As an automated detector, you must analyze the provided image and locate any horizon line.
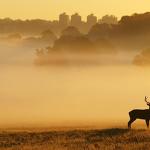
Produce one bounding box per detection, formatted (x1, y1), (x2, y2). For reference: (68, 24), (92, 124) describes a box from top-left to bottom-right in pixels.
(1, 11), (150, 21)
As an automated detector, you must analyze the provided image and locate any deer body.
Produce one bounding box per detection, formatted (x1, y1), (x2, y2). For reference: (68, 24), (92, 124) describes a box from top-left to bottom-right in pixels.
(129, 109), (150, 119)
(128, 96), (150, 129)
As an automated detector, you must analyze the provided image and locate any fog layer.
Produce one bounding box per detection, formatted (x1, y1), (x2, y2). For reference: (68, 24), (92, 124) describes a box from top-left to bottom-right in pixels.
(1, 12), (150, 128)
(0, 63), (149, 128)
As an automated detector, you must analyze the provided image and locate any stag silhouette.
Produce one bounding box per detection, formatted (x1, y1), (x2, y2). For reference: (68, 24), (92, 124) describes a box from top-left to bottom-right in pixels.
(128, 96), (150, 129)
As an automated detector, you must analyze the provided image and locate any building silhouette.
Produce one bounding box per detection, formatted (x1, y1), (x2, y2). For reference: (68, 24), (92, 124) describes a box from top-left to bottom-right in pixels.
(87, 14), (97, 26)
(59, 12), (70, 28)
(71, 13), (82, 28)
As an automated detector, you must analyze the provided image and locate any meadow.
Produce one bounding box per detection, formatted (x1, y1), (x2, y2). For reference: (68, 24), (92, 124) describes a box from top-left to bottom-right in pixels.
(0, 128), (150, 150)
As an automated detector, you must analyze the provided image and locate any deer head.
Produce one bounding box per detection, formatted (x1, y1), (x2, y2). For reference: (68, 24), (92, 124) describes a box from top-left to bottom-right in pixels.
(145, 96), (150, 106)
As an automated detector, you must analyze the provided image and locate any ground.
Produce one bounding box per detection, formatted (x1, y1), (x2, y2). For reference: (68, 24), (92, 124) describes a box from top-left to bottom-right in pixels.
(0, 128), (150, 150)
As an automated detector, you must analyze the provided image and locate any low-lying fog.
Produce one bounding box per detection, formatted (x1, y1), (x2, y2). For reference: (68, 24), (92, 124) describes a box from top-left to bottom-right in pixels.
(0, 41), (149, 129)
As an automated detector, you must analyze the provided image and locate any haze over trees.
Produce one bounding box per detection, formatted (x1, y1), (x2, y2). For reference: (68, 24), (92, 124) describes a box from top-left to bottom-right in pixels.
(133, 48), (150, 65)
(22, 30), (57, 48)
(89, 12), (150, 51)
(0, 13), (116, 36)
(1, 12), (150, 65)
(34, 25), (118, 65)
(98, 15), (118, 24)
(33, 12), (150, 65)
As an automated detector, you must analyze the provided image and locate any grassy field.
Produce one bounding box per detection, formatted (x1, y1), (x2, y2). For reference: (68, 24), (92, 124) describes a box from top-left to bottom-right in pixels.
(0, 128), (150, 150)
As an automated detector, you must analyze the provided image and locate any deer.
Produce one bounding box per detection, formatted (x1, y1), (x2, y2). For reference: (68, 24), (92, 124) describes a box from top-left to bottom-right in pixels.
(128, 96), (150, 129)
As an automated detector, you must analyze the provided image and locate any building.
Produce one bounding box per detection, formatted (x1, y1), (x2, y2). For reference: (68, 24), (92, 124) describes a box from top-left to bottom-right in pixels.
(59, 12), (70, 28)
(87, 14), (97, 26)
(71, 13), (82, 27)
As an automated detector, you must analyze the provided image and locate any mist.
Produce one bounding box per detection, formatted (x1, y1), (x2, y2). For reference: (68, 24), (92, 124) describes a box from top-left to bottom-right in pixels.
(1, 12), (150, 129)
(0, 47), (149, 128)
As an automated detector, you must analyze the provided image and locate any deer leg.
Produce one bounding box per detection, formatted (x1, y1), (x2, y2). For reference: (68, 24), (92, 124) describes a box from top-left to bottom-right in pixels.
(128, 118), (136, 129)
(145, 119), (149, 128)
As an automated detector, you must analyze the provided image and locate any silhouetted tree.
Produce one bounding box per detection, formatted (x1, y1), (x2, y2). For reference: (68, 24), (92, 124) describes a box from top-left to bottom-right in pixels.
(133, 48), (150, 65)
(99, 15), (118, 24)
(7, 33), (22, 41)
(93, 38), (116, 53)
(88, 23), (112, 40)
(53, 35), (94, 53)
(61, 26), (82, 37)
(40, 30), (57, 43)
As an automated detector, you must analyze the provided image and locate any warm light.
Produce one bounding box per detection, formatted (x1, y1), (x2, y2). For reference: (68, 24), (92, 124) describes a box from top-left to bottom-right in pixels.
(0, 0), (150, 20)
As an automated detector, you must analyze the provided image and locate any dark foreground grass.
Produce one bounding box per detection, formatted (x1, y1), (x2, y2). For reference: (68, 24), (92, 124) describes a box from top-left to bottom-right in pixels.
(0, 128), (150, 150)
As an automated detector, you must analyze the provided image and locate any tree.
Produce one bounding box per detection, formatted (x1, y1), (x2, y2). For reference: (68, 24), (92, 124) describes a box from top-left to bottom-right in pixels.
(61, 26), (81, 37)
(133, 48), (150, 65)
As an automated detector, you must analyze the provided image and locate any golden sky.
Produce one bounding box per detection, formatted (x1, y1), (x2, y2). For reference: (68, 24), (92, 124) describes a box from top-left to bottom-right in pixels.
(0, 0), (150, 20)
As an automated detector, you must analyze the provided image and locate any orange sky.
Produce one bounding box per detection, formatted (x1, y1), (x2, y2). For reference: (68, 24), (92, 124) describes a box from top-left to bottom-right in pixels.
(0, 0), (150, 20)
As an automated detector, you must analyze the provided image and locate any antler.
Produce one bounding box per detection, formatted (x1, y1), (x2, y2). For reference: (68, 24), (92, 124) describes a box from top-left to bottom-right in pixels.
(145, 96), (150, 105)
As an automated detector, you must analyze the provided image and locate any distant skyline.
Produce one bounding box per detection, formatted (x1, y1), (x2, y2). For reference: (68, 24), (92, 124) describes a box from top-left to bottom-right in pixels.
(0, 0), (150, 20)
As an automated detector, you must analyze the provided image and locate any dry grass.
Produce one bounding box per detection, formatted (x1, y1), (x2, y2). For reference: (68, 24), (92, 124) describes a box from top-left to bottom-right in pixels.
(0, 128), (150, 150)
